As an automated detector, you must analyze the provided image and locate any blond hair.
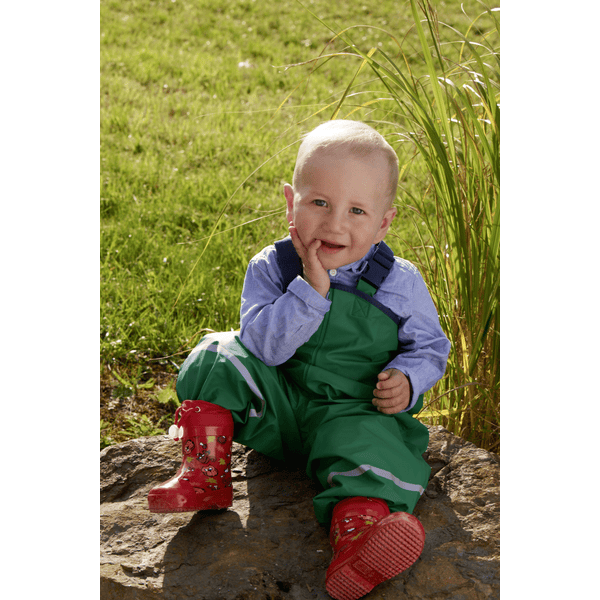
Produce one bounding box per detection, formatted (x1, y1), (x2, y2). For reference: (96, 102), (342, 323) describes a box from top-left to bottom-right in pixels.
(292, 120), (399, 206)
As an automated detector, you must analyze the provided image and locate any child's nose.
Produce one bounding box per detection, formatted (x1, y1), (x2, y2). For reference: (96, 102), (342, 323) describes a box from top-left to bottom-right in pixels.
(324, 210), (346, 233)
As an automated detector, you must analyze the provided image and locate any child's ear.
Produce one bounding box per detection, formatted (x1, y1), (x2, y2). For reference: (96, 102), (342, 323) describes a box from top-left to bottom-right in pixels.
(284, 184), (295, 224)
(374, 206), (397, 243)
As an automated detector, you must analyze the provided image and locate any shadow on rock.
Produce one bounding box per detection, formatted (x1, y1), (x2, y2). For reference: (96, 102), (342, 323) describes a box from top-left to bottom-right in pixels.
(159, 449), (331, 600)
(100, 426), (499, 600)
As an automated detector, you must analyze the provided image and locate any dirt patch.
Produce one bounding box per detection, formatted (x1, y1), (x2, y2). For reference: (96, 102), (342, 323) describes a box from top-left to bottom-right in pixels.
(100, 360), (179, 448)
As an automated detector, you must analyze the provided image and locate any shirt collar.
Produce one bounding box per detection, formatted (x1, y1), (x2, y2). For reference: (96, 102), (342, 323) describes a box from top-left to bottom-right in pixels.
(336, 244), (377, 275)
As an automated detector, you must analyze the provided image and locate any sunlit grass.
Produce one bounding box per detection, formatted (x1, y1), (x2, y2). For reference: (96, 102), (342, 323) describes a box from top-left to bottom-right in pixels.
(100, 0), (498, 451)
(100, 0), (444, 366)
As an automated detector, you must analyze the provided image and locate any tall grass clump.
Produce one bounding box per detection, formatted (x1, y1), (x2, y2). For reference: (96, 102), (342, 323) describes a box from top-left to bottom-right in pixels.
(405, 1), (499, 453)
(100, 0), (498, 451)
(287, 0), (500, 450)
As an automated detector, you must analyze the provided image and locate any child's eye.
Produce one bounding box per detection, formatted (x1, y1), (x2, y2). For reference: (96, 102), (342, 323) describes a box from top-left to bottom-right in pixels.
(313, 199), (327, 207)
(351, 207), (365, 215)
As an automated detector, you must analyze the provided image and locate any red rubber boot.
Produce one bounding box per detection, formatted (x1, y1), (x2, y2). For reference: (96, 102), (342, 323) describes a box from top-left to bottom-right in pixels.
(147, 400), (234, 513)
(325, 497), (426, 600)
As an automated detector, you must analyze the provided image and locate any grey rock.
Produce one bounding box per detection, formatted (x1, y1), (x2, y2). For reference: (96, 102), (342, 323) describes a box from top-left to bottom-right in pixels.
(100, 426), (499, 599)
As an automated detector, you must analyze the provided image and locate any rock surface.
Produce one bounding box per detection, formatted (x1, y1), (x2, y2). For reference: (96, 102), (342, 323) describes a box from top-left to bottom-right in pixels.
(100, 426), (499, 599)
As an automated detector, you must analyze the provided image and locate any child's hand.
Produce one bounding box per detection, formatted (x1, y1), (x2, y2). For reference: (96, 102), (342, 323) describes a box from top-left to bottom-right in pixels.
(372, 369), (411, 414)
(289, 224), (331, 298)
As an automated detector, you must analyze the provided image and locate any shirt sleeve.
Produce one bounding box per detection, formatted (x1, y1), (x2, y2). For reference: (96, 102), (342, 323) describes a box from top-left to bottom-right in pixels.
(378, 262), (451, 412)
(239, 246), (331, 366)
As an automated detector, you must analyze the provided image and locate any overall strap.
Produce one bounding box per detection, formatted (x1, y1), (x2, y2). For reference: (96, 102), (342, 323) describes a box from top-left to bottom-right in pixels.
(274, 237), (302, 291)
(357, 241), (395, 295)
(274, 237), (396, 294)
(329, 241), (399, 325)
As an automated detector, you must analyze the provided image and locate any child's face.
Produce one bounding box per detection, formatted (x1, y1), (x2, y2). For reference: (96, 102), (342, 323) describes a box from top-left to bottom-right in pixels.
(285, 149), (397, 270)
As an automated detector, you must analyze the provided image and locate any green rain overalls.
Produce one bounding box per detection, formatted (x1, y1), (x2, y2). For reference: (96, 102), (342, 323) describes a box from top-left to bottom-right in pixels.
(176, 239), (431, 524)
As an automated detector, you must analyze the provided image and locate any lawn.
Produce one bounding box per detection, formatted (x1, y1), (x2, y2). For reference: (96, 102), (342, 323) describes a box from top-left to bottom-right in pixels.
(101, 0), (499, 449)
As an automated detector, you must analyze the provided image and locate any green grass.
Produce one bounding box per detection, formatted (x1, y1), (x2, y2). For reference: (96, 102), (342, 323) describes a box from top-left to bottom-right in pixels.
(101, 0), (499, 450)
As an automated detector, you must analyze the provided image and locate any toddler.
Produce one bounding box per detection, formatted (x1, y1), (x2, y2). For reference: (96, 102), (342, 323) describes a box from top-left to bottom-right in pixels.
(148, 120), (451, 600)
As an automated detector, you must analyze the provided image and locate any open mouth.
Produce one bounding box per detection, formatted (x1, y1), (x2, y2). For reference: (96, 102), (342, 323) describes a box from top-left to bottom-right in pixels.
(320, 240), (345, 251)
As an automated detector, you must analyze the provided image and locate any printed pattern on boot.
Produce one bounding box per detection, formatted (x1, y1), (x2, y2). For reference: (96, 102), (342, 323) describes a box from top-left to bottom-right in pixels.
(326, 497), (425, 600)
(147, 400), (234, 513)
(179, 434), (232, 496)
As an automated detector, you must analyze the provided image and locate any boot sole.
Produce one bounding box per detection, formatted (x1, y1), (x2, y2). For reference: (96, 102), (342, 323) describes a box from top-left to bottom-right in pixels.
(148, 501), (231, 513)
(326, 512), (425, 600)
(148, 488), (232, 514)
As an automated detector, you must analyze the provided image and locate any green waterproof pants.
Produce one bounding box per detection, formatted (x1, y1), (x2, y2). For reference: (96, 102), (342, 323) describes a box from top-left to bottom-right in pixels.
(176, 286), (431, 524)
